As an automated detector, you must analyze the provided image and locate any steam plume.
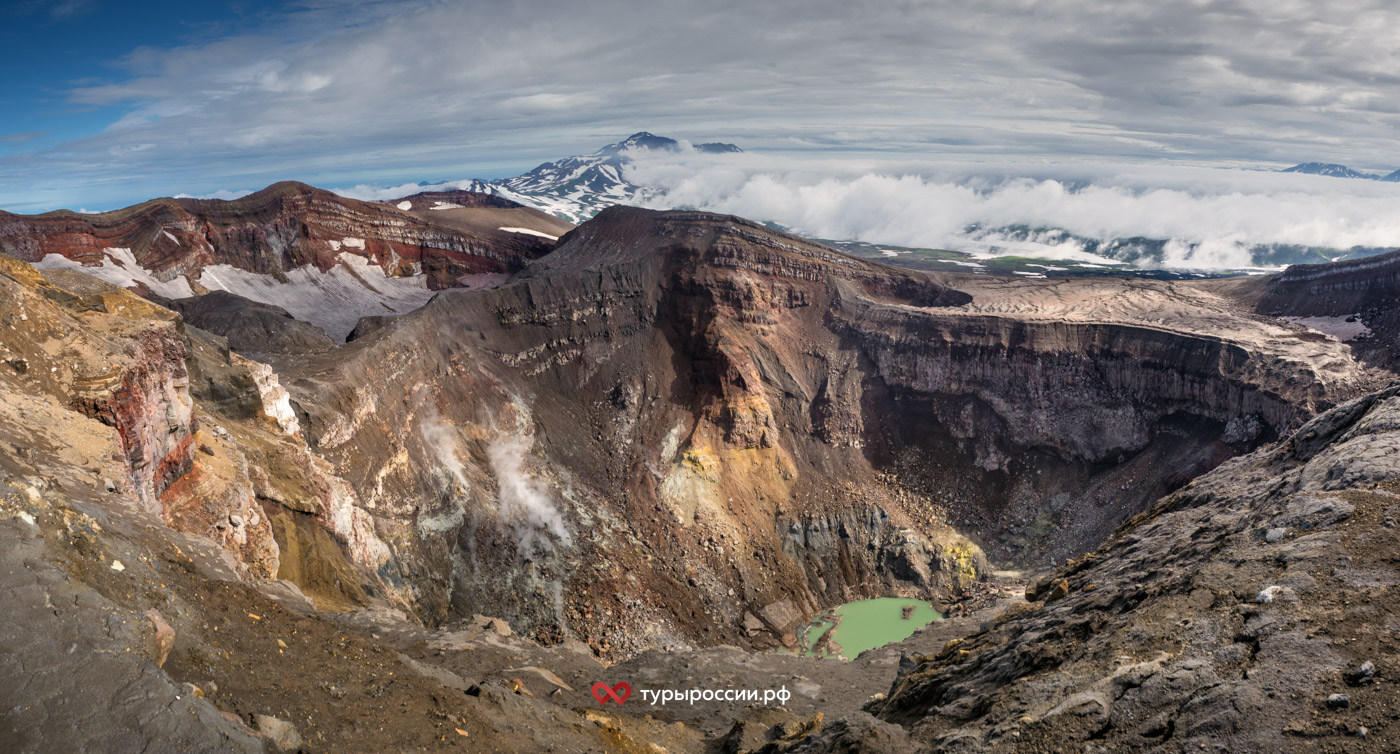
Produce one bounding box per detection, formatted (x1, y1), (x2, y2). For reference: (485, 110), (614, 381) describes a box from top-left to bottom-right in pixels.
(488, 436), (572, 559)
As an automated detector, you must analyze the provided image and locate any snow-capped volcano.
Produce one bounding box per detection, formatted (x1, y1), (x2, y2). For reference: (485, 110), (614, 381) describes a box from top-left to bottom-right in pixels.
(493, 132), (742, 222)
(395, 133), (742, 224)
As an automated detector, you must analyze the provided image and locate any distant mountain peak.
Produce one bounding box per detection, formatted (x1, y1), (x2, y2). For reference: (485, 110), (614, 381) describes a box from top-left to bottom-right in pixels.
(362, 133), (743, 225)
(596, 131), (743, 156)
(598, 132), (683, 155)
(695, 141), (742, 154)
(1280, 162), (1377, 179)
(479, 132), (743, 223)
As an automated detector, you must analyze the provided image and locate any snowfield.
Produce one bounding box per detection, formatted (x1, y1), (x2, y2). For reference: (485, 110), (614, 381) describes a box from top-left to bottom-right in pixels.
(498, 226), (559, 240)
(35, 247), (196, 300)
(38, 246), (443, 343)
(196, 253), (438, 342)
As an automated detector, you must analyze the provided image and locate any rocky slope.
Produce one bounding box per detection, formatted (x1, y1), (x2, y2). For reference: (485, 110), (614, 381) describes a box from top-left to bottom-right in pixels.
(0, 204), (1396, 752)
(0, 248), (705, 752)
(191, 206), (1378, 660)
(246, 207), (987, 654)
(1206, 248), (1400, 370)
(0, 243), (963, 753)
(0, 256), (283, 579)
(804, 380), (1400, 753)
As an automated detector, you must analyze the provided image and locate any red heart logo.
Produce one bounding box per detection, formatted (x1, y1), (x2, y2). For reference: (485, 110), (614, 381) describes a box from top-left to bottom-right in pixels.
(591, 681), (632, 705)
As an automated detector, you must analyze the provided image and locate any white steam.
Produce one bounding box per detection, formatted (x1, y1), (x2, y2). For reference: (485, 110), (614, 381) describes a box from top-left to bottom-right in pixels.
(417, 413), (470, 538)
(488, 436), (572, 559)
(625, 152), (1400, 269)
(334, 178), (498, 203)
(336, 181), (446, 202)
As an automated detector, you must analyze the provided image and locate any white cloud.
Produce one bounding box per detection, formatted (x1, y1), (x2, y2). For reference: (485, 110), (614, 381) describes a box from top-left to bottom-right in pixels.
(11, 0), (1400, 213)
(628, 151), (1400, 269)
(171, 188), (254, 201)
(332, 180), (473, 202)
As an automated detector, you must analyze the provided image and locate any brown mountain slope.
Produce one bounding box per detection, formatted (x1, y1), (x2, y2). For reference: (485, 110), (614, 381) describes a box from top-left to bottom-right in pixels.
(1, 209), (1397, 753)
(0, 252), (700, 751)
(240, 206), (1379, 656)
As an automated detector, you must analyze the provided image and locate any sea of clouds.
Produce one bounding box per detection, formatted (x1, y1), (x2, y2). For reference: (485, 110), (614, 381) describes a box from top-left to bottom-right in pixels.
(625, 152), (1400, 270)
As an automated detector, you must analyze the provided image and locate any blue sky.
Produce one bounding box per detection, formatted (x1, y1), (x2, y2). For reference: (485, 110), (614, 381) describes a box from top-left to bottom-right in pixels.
(0, 2), (268, 140)
(0, 1), (298, 210)
(6, 0), (1400, 214)
(0, 0), (550, 212)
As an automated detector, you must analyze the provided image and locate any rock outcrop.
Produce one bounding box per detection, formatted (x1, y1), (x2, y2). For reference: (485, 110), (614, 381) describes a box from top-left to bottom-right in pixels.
(167, 290), (336, 355)
(0, 258), (286, 578)
(71, 323), (196, 505)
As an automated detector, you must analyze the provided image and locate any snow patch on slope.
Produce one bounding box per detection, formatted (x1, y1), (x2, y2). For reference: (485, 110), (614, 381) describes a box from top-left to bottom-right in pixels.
(1283, 316), (1373, 342)
(197, 253), (437, 342)
(498, 227), (558, 241)
(35, 247), (195, 300)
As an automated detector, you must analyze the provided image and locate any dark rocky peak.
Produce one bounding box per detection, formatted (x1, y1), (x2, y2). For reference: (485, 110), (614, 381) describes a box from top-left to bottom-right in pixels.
(523, 206), (972, 313)
(695, 141), (742, 153)
(166, 289), (336, 355)
(540, 206), (888, 274)
(1280, 162), (1376, 179)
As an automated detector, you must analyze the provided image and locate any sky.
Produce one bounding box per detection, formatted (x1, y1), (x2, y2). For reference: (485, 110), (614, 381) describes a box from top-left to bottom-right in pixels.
(5, 0), (1400, 215)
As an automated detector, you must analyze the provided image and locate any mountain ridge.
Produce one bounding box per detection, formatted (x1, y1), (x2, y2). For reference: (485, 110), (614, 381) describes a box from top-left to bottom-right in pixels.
(0, 202), (1398, 751)
(1279, 161), (1400, 181)
(0, 181), (563, 340)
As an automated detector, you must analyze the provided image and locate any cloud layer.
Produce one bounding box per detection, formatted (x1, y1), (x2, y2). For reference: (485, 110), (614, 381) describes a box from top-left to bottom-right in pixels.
(628, 152), (1400, 268)
(8, 0), (1400, 212)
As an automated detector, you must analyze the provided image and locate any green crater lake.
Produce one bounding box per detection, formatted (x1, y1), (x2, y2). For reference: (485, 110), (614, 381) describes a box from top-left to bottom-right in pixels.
(795, 597), (942, 659)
